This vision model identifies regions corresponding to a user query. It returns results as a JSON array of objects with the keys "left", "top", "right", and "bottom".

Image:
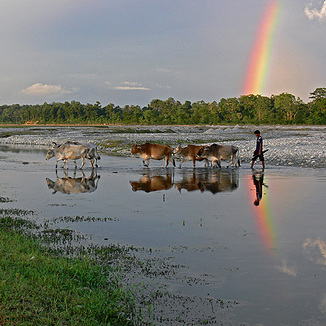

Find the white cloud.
[
  {"left": 305, "top": 1, "right": 326, "bottom": 20},
  {"left": 113, "top": 86, "right": 151, "bottom": 91},
  {"left": 22, "top": 83, "right": 71, "bottom": 96},
  {"left": 276, "top": 260, "right": 297, "bottom": 277},
  {"left": 303, "top": 238, "right": 326, "bottom": 265},
  {"left": 106, "top": 81, "right": 151, "bottom": 91}
]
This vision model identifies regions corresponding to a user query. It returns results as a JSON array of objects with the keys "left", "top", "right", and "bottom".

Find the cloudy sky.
[{"left": 1, "top": 0, "right": 325, "bottom": 107}]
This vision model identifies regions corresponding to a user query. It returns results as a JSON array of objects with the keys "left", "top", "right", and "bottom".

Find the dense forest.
[{"left": 0, "top": 88, "right": 325, "bottom": 125}]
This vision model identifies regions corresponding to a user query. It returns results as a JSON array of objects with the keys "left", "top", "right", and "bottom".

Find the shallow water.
[{"left": 1, "top": 144, "right": 326, "bottom": 325}]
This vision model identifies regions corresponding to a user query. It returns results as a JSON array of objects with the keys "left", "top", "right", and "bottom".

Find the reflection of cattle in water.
[
  {"left": 130, "top": 174, "right": 173, "bottom": 192},
  {"left": 175, "top": 170, "right": 239, "bottom": 194},
  {"left": 174, "top": 172, "right": 202, "bottom": 192},
  {"left": 46, "top": 170, "right": 100, "bottom": 194},
  {"left": 197, "top": 144, "right": 240, "bottom": 168},
  {"left": 131, "top": 143, "right": 175, "bottom": 167}
]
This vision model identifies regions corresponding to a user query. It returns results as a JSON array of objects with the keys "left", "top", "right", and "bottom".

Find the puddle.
[{"left": 0, "top": 145, "right": 326, "bottom": 325}]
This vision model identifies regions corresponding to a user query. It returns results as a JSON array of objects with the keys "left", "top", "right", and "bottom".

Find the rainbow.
[
  {"left": 247, "top": 175, "right": 277, "bottom": 255},
  {"left": 242, "top": 0, "right": 281, "bottom": 95}
]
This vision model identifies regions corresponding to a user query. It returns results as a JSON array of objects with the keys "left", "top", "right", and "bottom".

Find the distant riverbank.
[{"left": 0, "top": 125, "right": 325, "bottom": 168}]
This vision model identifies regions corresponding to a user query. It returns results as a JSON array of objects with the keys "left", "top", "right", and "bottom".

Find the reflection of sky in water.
[{"left": 1, "top": 145, "right": 326, "bottom": 325}]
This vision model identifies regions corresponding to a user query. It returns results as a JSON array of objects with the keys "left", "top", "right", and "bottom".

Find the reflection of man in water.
[{"left": 252, "top": 172, "right": 265, "bottom": 206}]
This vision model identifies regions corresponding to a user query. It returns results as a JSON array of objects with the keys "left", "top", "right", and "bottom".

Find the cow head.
[
  {"left": 130, "top": 144, "right": 141, "bottom": 154},
  {"left": 46, "top": 149, "right": 55, "bottom": 160},
  {"left": 196, "top": 147, "right": 205, "bottom": 157},
  {"left": 173, "top": 145, "right": 182, "bottom": 154}
]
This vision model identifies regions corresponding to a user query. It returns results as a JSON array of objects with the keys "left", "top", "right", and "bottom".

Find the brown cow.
[
  {"left": 131, "top": 143, "right": 175, "bottom": 167},
  {"left": 130, "top": 174, "right": 173, "bottom": 192},
  {"left": 197, "top": 144, "right": 240, "bottom": 168},
  {"left": 173, "top": 145, "right": 207, "bottom": 168}
]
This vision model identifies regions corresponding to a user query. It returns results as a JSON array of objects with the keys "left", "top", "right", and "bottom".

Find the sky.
[{"left": 1, "top": 0, "right": 326, "bottom": 107}]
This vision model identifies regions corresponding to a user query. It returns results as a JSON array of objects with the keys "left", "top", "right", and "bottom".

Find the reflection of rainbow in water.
[
  {"left": 242, "top": 0, "right": 281, "bottom": 95},
  {"left": 247, "top": 174, "right": 277, "bottom": 255}
]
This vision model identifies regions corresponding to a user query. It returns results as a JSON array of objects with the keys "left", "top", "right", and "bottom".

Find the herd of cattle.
[{"left": 46, "top": 141, "right": 240, "bottom": 169}]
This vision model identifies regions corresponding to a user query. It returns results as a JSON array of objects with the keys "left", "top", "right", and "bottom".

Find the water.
[{"left": 1, "top": 144, "right": 326, "bottom": 325}]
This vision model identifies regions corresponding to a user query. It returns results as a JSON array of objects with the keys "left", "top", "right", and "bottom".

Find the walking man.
[{"left": 251, "top": 130, "right": 265, "bottom": 170}]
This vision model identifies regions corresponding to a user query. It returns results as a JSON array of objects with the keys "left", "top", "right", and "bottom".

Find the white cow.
[
  {"left": 197, "top": 144, "right": 240, "bottom": 168},
  {"left": 63, "top": 141, "right": 100, "bottom": 167},
  {"left": 46, "top": 143, "right": 92, "bottom": 169}
]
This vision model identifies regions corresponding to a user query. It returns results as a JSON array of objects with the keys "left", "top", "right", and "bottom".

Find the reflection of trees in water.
[
  {"left": 46, "top": 169, "right": 100, "bottom": 194},
  {"left": 129, "top": 169, "right": 239, "bottom": 194}
]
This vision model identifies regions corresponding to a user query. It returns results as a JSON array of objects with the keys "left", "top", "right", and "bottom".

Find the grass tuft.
[{"left": 0, "top": 226, "right": 137, "bottom": 325}]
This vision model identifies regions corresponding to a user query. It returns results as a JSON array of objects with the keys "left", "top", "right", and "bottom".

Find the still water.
[{"left": 1, "top": 145, "right": 326, "bottom": 325}]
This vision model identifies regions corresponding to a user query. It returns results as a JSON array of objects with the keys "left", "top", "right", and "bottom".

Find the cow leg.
[
  {"left": 213, "top": 160, "right": 220, "bottom": 168},
  {"left": 217, "top": 157, "right": 222, "bottom": 168},
  {"left": 165, "top": 155, "right": 169, "bottom": 167},
  {"left": 80, "top": 157, "right": 85, "bottom": 169},
  {"left": 165, "top": 154, "right": 175, "bottom": 168},
  {"left": 142, "top": 159, "right": 150, "bottom": 167},
  {"left": 229, "top": 154, "right": 234, "bottom": 168},
  {"left": 171, "top": 156, "right": 175, "bottom": 167},
  {"left": 81, "top": 171, "right": 86, "bottom": 182},
  {"left": 141, "top": 154, "right": 150, "bottom": 167},
  {"left": 87, "top": 157, "right": 94, "bottom": 168},
  {"left": 179, "top": 157, "right": 185, "bottom": 168}
]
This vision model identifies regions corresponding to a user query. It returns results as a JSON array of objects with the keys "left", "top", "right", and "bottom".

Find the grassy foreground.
[{"left": 0, "top": 225, "right": 135, "bottom": 325}]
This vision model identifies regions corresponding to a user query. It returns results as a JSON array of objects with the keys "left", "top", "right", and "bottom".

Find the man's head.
[{"left": 254, "top": 130, "right": 260, "bottom": 136}]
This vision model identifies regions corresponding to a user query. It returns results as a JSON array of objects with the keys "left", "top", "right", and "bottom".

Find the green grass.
[{"left": 0, "top": 226, "right": 136, "bottom": 325}]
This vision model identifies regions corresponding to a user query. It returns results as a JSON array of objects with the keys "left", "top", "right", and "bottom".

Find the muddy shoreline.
[{"left": 0, "top": 125, "right": 325, "bottom": 168}]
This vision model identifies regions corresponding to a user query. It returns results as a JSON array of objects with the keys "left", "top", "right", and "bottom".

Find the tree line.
[{"left": 0, "top": 88, "right": 325, "bottom": 125}]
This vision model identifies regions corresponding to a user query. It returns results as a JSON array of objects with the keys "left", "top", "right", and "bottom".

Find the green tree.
[
  {"left": 307, "top": 88, "right": 326, "bottom": 124},
  {"left": 309, "top": 87, "right": 326, "bottom": 100},
  {"left": 274, "top": 93, "right": 299, "bottom": 124}
]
